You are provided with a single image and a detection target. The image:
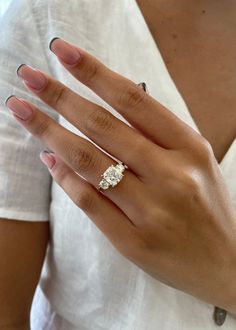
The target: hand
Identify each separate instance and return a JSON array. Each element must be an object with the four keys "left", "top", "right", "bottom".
[{"left": 5, "top": 37, "right": 236, "bottom": 314}]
